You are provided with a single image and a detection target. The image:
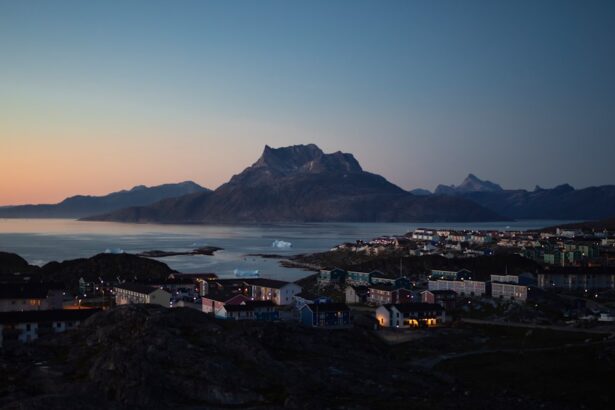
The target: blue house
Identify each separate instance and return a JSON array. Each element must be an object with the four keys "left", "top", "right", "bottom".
[
  {"left": 219, "top": 300, "right": 279, "bottom": 321},
  {"left": 430, "top": 269, "right": 472, "bottom": 281},
  {"left": 300, "top": 303, "right": 351, "bottom": 328},
  {"left": 319, "top": 268, "right": 347, "bottom": 284},
  {"left": 346, "top": 270, "right": 374, "bottom": 285}
]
